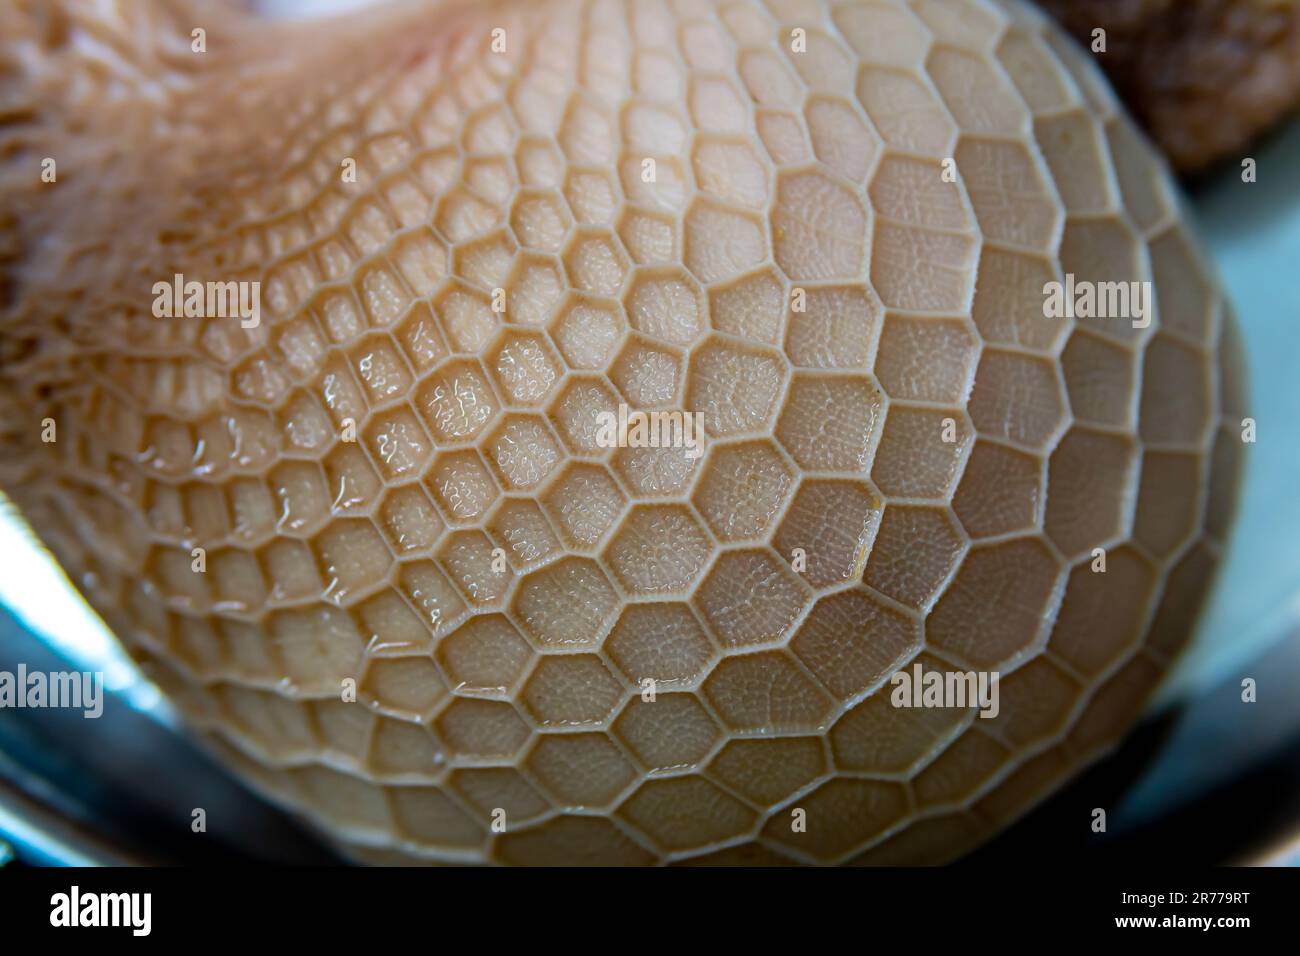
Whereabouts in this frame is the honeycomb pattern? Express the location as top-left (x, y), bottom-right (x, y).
top-left (0, 0), bottom-right (1245, 865)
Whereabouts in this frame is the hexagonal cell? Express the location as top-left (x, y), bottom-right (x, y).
top-left (269, 461), bottom-right (332, 535)
top-left (1104, 113), bottom-right (1174, 232)
top-left (426, 450), bottom-right (500, 525)
top-left (279, 390), bottom-right (334, 454)
top-left (830, 673), bottom-right (967, 773)
top-left (610, 338), bottom-right (682, 408)
top-left (394, 302), bottom-right (450, 374)
top-left (453, 229), bottom-right (516, 290)
top-left (619, 776), bottom-right (756, 852)
top-left (875, 315), bottom-right (978, 404)
top-left (871, 220), bottom-right (977, 313)
top-left (522, 655), bottom-right (624, 727)
top-left (434, 284), bottom-right (500, 353)
top-left (784, 285), bottom-right (880, 369)
top-left (1049, 547), bottom-right (1157, 679)
top-left (506, 254), bottom-right (566, 327)
top-left (206, 548), bottom-right (266, 611)
top-left (776, 374), bottom-right (882, 472)
top-left (367, 717), bottom-right (443, 776)
top-left (968, 350), bottom-right (1067, 450)
top-left (485, 497), bottom-right (561, 570)
top-left (928, 46), bottom-right (1025, 137)
top-left (773, 170), bottom-right (867, 281)
top-left (693, 440), bottom-right (794, 542)
top-left (397, 561), bottom-right (468, 638)
top-left (1138, 335), bottom-right (1213, 447)
top-left (349, 335), bottom-right (413, 406)
top-left (516, 138), bottom-right (564, 187)
top-left (525, 733), bottom-right (638, 808)
top-left (217, 683), bottom-right (317, 759)
top-left (565, 168), bottom-right (620, 227)
top-left (763, 777), bottom-right (908, 862)
top-left (497, 815), bottom-right (654, 866)
top-left (414, 360), bottom-right (499, 444)
top-left (871, 405), bottom-right (970, 499)
top-left (708, 268), bottom-right (785, 345)
top-left (614, 695), bottom-right (721, 771)
top-left (703, 652), bottom-right (835, 733)
top-left (695, 549), bottom-right (808, 649)
top-left (438, 530), bottom-right (513, 607)
top-left (450, 767), bottom-right (551, 825)
top-left (1034, 110), bottom-right (1118, 215)
top-left (613, 443), bottom-right (700, 499)
top-left (489, 332), bottom-right (561, 408)
top-left (390, 230), bottom-right (449, 302)
top-left (981, 656), bottom-right (1081, 751)
top-left (549, 377), bottom-right (620, 457)
top-left (288, 766), bottom-right (393, 836)
top-left (1057, 218), bottom-right (1147, 343)
top-left (390, 785), bottom-right (488, 853)
top-left (511, 557), bottom-right (619, 649)
top-left (1133, 451), bottom-right (1202, 559)
top-left (683, 200), bottom-right (766, 284)
top-left (315, 357), bottom-right (368, 430)
top-left (755, 109), bottom-right (811, 167)
top-left (870, 155), bottom-right (971, 234)
top-left (542, 464), bottom-right (627, 550)
top-left (358, 658), bottom-right (449, 717)
top-left (625, 269), bottom-right (706, 347)
top-left (618, 209), bottom-right (677, 266)
top-left (262, 538), bottom-right (323, 602)
top-left (971, 247), bottom-right (1067, 352)
top-left (563, 231), bottom-right (629, 297)
top-left (1159, 234), bottom-right (1216, 340)
top-left (1044, 428), bottom-right (1139, 559)
top-left (709, 737), bottom-right (825, 806)
top-left (954, 138), bottom-right (1058, 253)
top-left (739, 47), bottom-right (804, 108)
top-left (550, 298), bottom-right (625, 370)
top-left (952, 440), bottom-right (1043, 539)
top-left (913, 729), bottom-right (1013, 810)
top-left (323, 442), bottom-right (383, 513)
top-left (358, 590), bottom-right (436, 656)
top-left (311, 699), bottom-right (372, 761)
top-left (689, 75), bottom-right (749, 133)
top-left (435, 185), bottom-right (500, 244)
top-left (856, 66), bottom-right (956, 157)
top-left (693, 138), bottom-right (769, 210)
top-left (484, 415), bottom-right (563, 491)
top-left (804, 95), bottom-right (878, 183)
top-left (436, 613), bottom-right (533, 696)
top-left (1060, 330), bottom-right (1137, 429)
top-left (435, 698), bottom-right (531, 760)
top-left (510, 189), bottom-right (572, 253)
top-left (687, 339), bottom-right (785, 437)
top-left (364, 405), bottom-right (433, 482)
top-left (312, 519), bottom-right (392, 605)
top-left (267, 605), bottom-right (366, 689)
top-left (928, 538), bottom-right (1063, 668)
top-left (834, 3), bottom-right (931, 69)
top-left (862, 505), bottom-right (966, 610)
top-left (605, 602), bottom-right (716, 689)
top-left (605, 505), bottom-right (712, 596)
top-left (790, 589), bottom-right (920, 700)
top-left (773, 479), bottom-right (882, 589)
top-left (376, 483), bottom-right (445, 556)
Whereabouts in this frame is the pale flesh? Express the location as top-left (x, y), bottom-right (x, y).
top-left (0, 0), bottom-right (1245, 864)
